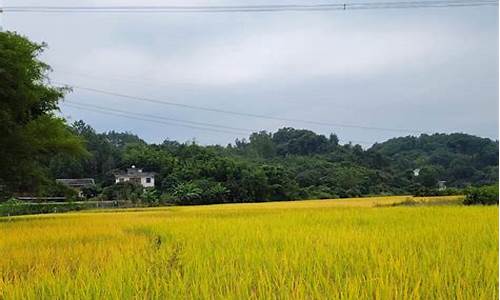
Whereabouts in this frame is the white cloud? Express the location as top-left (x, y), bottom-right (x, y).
top-left (71, 15), bottom-right (465, 86)
top-left (160, 26), bottom-right (436, 85)
top-left (76, 47), bottom-right (154, 78)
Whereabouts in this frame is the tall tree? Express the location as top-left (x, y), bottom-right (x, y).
top-left (0, 31), bottom-right (86, 196)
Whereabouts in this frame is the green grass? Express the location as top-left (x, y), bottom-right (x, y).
top-left (0, 196), bottom-right (497, 299)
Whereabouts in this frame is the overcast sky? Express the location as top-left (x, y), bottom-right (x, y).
top-left (3, 0), bottom-right (499, 146)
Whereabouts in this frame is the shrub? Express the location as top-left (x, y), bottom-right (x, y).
top-left (100, 182), bottom-right (144, 202)
top-left (0, 200), bottom-right (99, 217)
top-left (40, 181), bottom-right (79, 199)
top-left (303, 185), bottom-right (335, 199)
top-left (463, 185), bottom-right (499, 205)
top-left (172, 182), bottom-right (203, 205)
top-left (414, 187), bottom-right (463, 197)
top-left (142, 188), bottom-right (160, 205)
top-left (160, 193), bottom-right (176, 204)
top-left (81, 185), bottom-right (100, 199)
top-left (171, 180), bottom-right (229, 205)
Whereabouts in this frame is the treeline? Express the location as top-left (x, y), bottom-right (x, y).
top-left (45, 122), bottom-right (499, 204)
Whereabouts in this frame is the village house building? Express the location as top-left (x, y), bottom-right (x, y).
top-left (437, 180), bottom-right (447, 191)
top-left (115, 165), bottom-right (156, 188)
top-left (56, 178), bottom-right (96, 197)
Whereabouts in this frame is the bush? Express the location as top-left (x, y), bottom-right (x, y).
top-left (99, 183), bottom-right (162, 206)
top-left (414, 187), bottom-right (463, 197)
top-left (303, 185), bottom-right (335, 199)
top-left (81, 185), bottom-right (100, 199)
top-left (463, 185), bottom-right (499, 205)
top-left (0, 199), bottom-right (99, 217)
top-left (100, 182), bottom-right (144, 202)
top-left (39, 181), bottom-right (79, 199)
top-left (170, 180), bottom-right (230, 205)
top-left (142, 188), bottom-right (160, 205)
top-left (172, 182), bottom-right (203, 205)
top-left (160, 193), bottom-right (176, 204)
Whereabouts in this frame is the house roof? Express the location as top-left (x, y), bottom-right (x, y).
top-left (114, 172), bottom-right (156, 178)
top-left (56, 178), bottom-right (95, 187)
top-left (114, 166), bottom-right (157, 178)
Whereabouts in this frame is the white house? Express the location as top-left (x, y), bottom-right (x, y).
top-left (437, 180), bottom-right (447, 191)
top-left (115, 165), bottom-right (156, 188)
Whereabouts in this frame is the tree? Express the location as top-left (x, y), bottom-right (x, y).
top-left (463, 184), bottom-right (499, 205)
top-left (0, 31), bottom-right (86, 197)
top-left (172, 182), bottom-right (203, 204)
top-left (329, 134), bottom-right (339, 146)
top-left (248, 131), bottom-right (276, 158)
top-left (273, 128), bottom-right (330, 156)
top-left (49, 120), bottom-right (130, 187)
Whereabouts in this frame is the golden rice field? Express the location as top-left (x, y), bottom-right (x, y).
top-left (0, 196), bottom-right (498, 299)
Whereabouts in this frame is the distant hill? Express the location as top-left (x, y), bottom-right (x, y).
top-left (371, 133), bottom-right (499, 187)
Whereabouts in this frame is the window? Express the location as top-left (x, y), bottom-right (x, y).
top-left (146, 178), bottom-right (151, 183)
top-left (119, 178), bottom-right (124, 182)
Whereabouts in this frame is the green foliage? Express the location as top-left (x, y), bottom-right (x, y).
top-left (81, 185), bottom-right (100, 199)
top-left (45, 124), bottom-right (499, 206)
top-left (272, 127), bottom-right (331, 156)
top-left (100, 182), bottom-right (144, 202)
top-left (0, 31), bottom-right (86, 196)
top-left (39, 181), bottom-right (79, 199)
top-left (172, 182), bottom-right (203, 204)
top-left (248, 131), bottom-right (276, 158)
top-left (0, 200), bottom-right (98, 217)
top-left (122, 144), bottom-right (176, 182)
top-left (413, 187), bottom-right (463, 197)
top-left (463, 185), bottom-right (499, 205)
top-left (141, 188), bottom-right (160, 205)
top-left (371, 133), bottom-right (499, 188)
top-left (169, 180), bottom-right (229, 205)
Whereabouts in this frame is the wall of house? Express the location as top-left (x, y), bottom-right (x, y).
top-left (141, 176), bottom-right (155, 188)
top-left (115, 176), bottom-right (128, 184)
top-left (115, 176), bottom-right (155, 188)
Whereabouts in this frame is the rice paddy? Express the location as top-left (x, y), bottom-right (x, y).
top-left (0, 196), bottom-right (497, 299)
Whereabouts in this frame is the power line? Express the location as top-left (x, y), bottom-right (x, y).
top-left (53, 68), bottom-right (374, 114)
top-left (63, 102), bottom-right (248, 136)
top-left (4, 1), bottom-right (497, 10)
top-left (3, 1), bottom-right (497, 13)
top-left (63, 101), bottom-right (373, 145)
top-left (66, 100), bottom-right (252, 133)
top-left (56, 82), bottom-right (422, 134)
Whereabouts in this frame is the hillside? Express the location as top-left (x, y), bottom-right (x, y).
top-left (371, 133), bottom-right (499, 187)
top-left (41, 123), bottom-right (498, 204)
